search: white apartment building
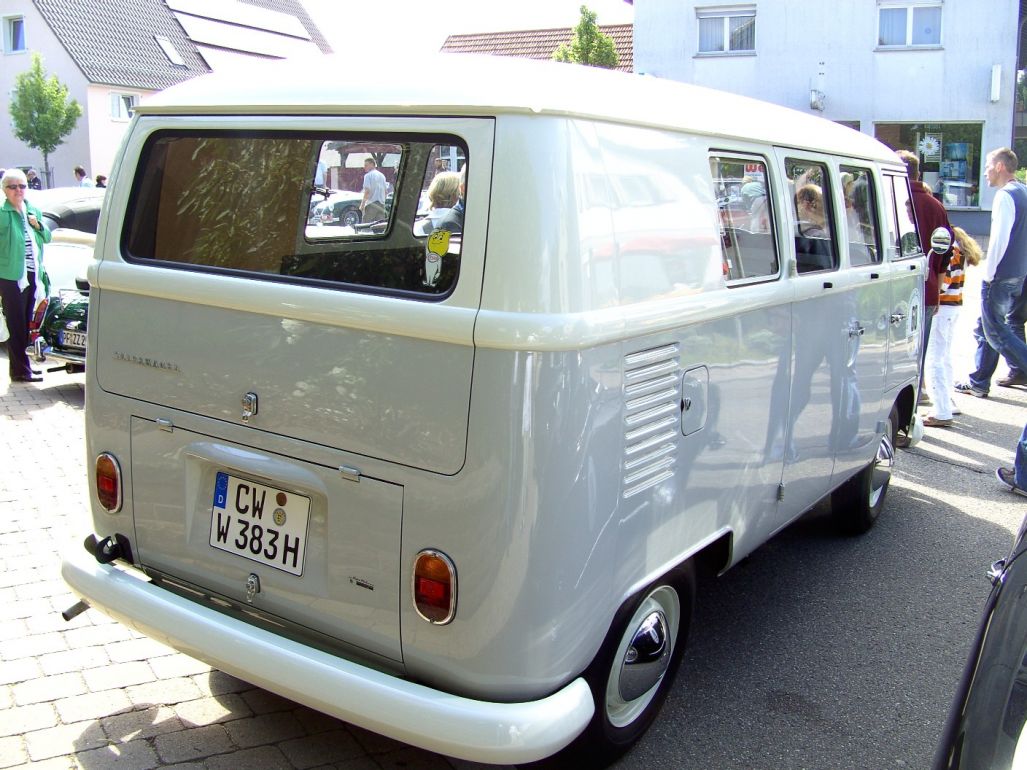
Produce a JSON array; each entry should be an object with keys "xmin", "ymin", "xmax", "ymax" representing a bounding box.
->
[
  {"xmin": 631, "ymin": 0, "xmax": 1021, "ymax": 233},
  {"xmin": 1, "ymin": 0, "xmax": 331, "ymax": 187}
]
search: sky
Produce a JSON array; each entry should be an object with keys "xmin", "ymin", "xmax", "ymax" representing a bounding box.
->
[{"xmin": 302, "ymin": 0, "xmax": 634, "ymax": 57}]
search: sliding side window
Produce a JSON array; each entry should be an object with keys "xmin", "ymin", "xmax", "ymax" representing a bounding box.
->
[
  {"xmin": 786, "ymin": 159, "xmax": 838, "ymax": 274},
  {"xmin": 709, "ymin": 155, "xmax": 779, "ymax": 283},
  {"xmin": 840, "ymin": 166, "xmax": 882, "ymax": 267},
  {"xmin": 882, "ymin": 173, "xmax": 922, "ymax": 260}
]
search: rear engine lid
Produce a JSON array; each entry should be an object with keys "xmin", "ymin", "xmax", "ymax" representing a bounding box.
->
[{"xmin": 130, "ymin": 417, "xmax": 404, "ymax": 661}]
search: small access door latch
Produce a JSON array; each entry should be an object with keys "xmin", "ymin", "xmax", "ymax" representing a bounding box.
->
[{"xmin": 241, "ymin": 392, "xmax": 258, "ymax": 423}]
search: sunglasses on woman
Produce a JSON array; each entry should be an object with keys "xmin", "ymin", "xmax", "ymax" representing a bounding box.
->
[{"xmin": 5, "ymin": 184, "xmax": 27, "ymax": 190}]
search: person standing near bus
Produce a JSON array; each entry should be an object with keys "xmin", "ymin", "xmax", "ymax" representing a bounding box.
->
[
  {"xmin": 0, "ymin": 168, "xmax": 51, "ymax": 383},
  {"xmin": 977, "ymin": 148, "xmax": 1027, "ymax": 496},
  {"xmin": 923, "ymin": 227, "xmax": 981, "ymax": 427},
  {"xmin": 359, "ymin": 158, "xmax": 388, "ymax": 224},
  {"xmin": 896, "ymin": 150, "xmax": 952, "ymax": 407}
]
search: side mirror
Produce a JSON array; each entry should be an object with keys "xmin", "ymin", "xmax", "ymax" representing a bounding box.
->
[{"xmin": 930, "ymin": 227, "xmax": 952, "ymax": 255}]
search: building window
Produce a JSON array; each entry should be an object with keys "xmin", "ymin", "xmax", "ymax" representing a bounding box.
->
[
  {"xmin": 155, "ymin": 35, "xmax": 186, "ymax": 66},
  {"xmin": 878, "ymin": 3, "xmax": 941, "ymax": 47},
  {"xmin": 875, "ymin": 122, "xmax": 983, "ymax": 208},
  {"xmin": 4, "ymin": 16, "xmax": 26, "ymax": 53},
  {"xmin": 110, "ymin": 92, "xmax": 138, "ymax": 120},
  {"xmin": 698, "ymin": 7, "xmax": 756, "ymax": 54}
]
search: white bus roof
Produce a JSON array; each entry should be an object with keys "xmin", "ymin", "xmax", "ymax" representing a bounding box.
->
[{"xmin": 141, "ymin": 53, "xmax": 900, "ymax": 164}]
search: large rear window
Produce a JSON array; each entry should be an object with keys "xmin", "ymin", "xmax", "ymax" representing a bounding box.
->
[{"xmin": 124, "ymin": 132, "xmax": 467, "ymax": 297}]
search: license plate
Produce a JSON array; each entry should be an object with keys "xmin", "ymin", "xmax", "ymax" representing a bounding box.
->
[
  {"xmin": 59, "ymin": 330, "xmax": 87, "ymax": 349},
  {"xmin": 209, "ymin": 471, "xmax": 310, "ymax": 576}
]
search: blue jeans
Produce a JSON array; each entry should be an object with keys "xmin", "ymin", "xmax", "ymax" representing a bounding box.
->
[
  {"xmin": 968, "ymin": 276, "xmax": 1027, "ymax": 391},
  {"xmin": 1016, "ymin": 421, "xmax": 1027, "ymax": 488},
  {"xmin": 979, "ymin": 277, "xmax": 1027, "ymax": 381}
]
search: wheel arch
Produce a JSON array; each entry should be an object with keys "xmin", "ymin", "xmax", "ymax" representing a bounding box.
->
[{"xmin": 893, "ymin": 383, "xmax": 917, "ymax": 437}]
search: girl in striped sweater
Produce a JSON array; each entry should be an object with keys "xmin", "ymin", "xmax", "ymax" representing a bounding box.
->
[{"xmin": 924, "ymin": 227, "xmax": 982, "ymax": 427}]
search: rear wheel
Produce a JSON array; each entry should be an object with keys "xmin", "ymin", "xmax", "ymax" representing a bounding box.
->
[
  {"xmin": 562, "ymin": 562, "xmax": 695, "ymax": 766},
  {"xmin": 831, "ymin": 404, "xmax": 897, "ymax": 535}
]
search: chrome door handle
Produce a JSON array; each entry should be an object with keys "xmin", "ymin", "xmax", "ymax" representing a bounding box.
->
[
  {"xmin": 890, "ymin": 313, "xmax": 906, "ymax": 324},
  {"xmin": 849, "ymin": 323, "xmax": 865, "ymax": 338}
]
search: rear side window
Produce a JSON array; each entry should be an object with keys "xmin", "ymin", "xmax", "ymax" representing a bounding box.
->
[
  {"xmin": 124, "ymin": 132, "xmax": 467, "ymax": 297},
  {"xmin": 709, "ymin": 155, "xmax": 779, "ymax": 283},
  {"xmin": 786, "ymin": 159, "xmax": 837, "ymax": 274},
  {"xmin": 840, "ymin": 166, "xmax": 882, "ymax": 267}
]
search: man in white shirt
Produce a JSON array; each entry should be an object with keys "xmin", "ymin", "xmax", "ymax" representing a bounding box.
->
[
  {"xmin": 360, "ymin": 158, "xmax": 388, "ymax": 224},
  {"xmin": 980, "ymin": 148, "xmax": 1027, "ymax": 496}
]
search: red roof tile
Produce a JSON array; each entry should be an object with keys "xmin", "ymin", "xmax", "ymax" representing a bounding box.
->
[{"xmin": 441, "ymin": 24, "xmax": 633, "ymax": 72}]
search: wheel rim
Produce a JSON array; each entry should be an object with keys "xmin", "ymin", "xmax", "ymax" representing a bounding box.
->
[
  {"xmin": 868, "ymin": 419, "xmax": 895, "ymax": 509},
  {"xmin": 605, "ymin": 585, "xmax": 680, "ymax": 728}
]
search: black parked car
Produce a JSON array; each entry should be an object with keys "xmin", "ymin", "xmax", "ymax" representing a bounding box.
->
[
  {"xmin": 32, "ymin": 186, "xmax": 106, "ymax": 233},
  {"xmin": 934, "ymin": 511, "xmax": 1027, "ymax": 769}
]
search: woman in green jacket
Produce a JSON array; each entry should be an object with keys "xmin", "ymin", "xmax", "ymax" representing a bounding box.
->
[{"xmin": 1, "ymin": 168, "xmax": 51, "ymax": 382}]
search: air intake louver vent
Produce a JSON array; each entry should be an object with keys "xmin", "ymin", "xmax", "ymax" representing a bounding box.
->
[{"xmin": 623, "ymin": 344, "xmax": 680, "ymax": 498}]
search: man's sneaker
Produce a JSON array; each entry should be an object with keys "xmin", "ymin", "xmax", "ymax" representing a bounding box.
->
[
  {"xmin": 955, "ymin": 381, "xmax": 988, "ymax": 398},
  {"xmin": 997, "ymin": 467, "xmax": 1027, "ymax": 498},
  {"xmin": 997, "ymin": 373, "xmax": 1027, "ymax": 387}
]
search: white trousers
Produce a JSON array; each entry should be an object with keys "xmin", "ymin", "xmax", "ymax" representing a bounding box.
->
[{"xmin": 925, "ymin": 304, "xmax": 960, "ymax": 420}]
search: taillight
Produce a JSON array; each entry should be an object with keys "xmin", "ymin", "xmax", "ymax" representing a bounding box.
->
[
  {"xmin": 413, "ymin": 549, "xmax": 456, "ymax": 624},
  {"xmin": 95, "ymin": 453, "xmax": 122, "ymax": 513},
  {"xmin": 28, "ymin": 297, "xmax": 48, "ymax": 340}
]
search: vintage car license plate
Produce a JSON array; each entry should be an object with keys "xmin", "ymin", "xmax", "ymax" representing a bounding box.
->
[
  {"xmin": 209, "ymin": 471, "xmax": 310, "ymax": 576},
  {"xmin": 59, "ymin": 330, "xmax": 87, "ymax": 349}
]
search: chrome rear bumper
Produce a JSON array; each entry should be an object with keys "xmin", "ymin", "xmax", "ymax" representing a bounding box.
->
[{"xmin": 61, "ymin": 543, "xmax": 594, "ymax": 764}]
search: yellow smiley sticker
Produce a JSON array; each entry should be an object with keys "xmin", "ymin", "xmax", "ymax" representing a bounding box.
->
[{"xmin": 427, "ymin": 229, "xmax": 450, "ymax": 257}]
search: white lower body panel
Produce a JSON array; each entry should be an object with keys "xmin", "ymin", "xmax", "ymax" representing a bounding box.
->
[{"xmin": 61, "ymin": 544, "xmax": 594, "ymax": 765}]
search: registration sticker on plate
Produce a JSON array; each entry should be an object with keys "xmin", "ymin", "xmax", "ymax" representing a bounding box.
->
[
  {"xmin": 209, "ymin": 471, "xmax": 310, "ymax": 576},
  {"xmin": 59, "ymin": 330, "xmax": 87, "ymax": 349}
]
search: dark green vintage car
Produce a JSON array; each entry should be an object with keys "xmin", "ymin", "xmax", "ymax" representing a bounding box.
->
[{"xmin": 32, "ymin": 279, "xmax": 88, "ymax": 373}]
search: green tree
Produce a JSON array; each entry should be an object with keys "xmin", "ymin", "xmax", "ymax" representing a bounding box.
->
[
  {"xmin": 552, "ymin": 5, "xmax": 620, "ymax": 69},
  {"xmin": 9, "ymin": 53, "xmax": 82, "ymax": 185}
]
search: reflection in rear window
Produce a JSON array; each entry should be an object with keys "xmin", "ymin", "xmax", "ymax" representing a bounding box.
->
[{"xmin": 124, "ymin": 132, "xmax": 467, "ymax": 297}]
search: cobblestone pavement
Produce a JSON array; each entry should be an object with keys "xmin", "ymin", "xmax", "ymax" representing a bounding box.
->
[{"xmin": 0, "ymin": 360, "xmax": 505, "ymax": 770}]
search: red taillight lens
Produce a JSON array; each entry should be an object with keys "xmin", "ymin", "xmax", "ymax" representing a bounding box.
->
[
  {"xmin": 413, "ymin": 550, "xmax": 456, "ymax": 624},
  {"xmin": 28, "ymin": 297, "xmax": 48, "ymax": 340},
  {"xmin": 95, "ymin": 453, "xmax": 122, "ymax": 513}
]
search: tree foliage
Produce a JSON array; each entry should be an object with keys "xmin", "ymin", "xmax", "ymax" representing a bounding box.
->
[
  {"xmin": 553, "ymin": 5, "xmax": 620, "ymax": 69},
  {"xmin": 9, "ymin": 53, "xmax": 82, "ymax": 180}
]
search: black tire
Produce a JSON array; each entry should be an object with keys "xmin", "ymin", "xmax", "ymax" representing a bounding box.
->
[
  {"xmin": 556, "ymin": 562, "xmax": 696, "ymax": 767},
  {"xmin": 341, "ymin": 207, "xmax": 360, "ymax": 227},
  {"xmin": 831, "ymin": 404, "xmax": 897, "ymax": 535}
]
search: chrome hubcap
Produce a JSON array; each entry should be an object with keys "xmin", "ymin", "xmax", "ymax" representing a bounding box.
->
[
  {"xmin": 606, "ymin": 585, "xmax": 680, "ymax": 728},
  {"xmin": 619, "ymin": 610, "xmax": 670, "ymax": 701},
  {"xmin": 869, "ymin": 422, "xmax": 895, "ymax": 508}
]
